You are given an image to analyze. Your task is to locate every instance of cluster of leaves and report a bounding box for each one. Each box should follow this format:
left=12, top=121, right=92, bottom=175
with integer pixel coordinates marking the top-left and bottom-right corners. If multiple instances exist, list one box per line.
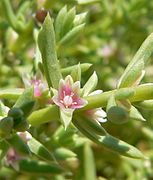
left=0, top=0, right=153, bottom=179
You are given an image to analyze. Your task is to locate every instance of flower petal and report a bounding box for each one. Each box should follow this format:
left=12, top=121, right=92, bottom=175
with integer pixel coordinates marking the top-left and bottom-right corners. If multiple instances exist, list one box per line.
left=65, top=75, right=73, bottom=87
left=52, top=95, right=65, bottom=108
left=71, top=97, right=88, bottom=109
left=22, top=73, right=31, bottom=88
left=94, top=108, right=107, bottom=118
left=72, top=81, right=80, bottom=97
left=88, top=90, right=103, bottom=96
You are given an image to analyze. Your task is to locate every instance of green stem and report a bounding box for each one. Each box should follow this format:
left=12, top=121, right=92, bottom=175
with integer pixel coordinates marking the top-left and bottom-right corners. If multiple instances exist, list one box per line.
left=29, top=84, right=153, bottom=125
left=79, top=84, right=153, bottom=111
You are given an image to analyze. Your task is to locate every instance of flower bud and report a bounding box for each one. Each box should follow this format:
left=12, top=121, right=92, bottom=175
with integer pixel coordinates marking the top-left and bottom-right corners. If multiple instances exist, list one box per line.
left=0, top=117, right=14, bottom=133
left=14, top=119, right=29, bottom=132
left=8, top=108, right=23, bottom=119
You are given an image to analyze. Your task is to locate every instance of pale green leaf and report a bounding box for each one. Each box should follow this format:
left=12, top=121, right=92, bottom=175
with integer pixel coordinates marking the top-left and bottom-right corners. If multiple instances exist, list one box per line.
left=81, top=71, right=98, bottom=97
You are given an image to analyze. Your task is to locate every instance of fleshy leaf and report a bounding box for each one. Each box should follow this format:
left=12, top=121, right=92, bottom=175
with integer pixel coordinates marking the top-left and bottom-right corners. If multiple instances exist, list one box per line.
left=14, top=87, right=34, bottom=108
left=55, top=147, right=76, bottom=160
left=117, top=33, right=153, bottom=88
left=58, top=24, right=85, bottom=47
left=55, top=5, right=67, bottom=41
left=0, top=140, right=10, bottom=160
left=0, top=88, right=24, bottom=100
left=60, top=108, right=74, bottom=130
left=73, top=117, right=146, bottom=159
left=61, top=63, right=92, bottom=76
left=19, top=159, right=65, bottom=174
left=27, top=137, right=54, bottom=162
left=81, top=71, right=98, bottom=97
left=38, top=14, right=62, bottom=89
left=134, top=100, right=153, bottom=110
left=129, top=106, right=146, bottom=121
left=6, top=133, right=31, bottom=156
left=70, top=63, right=81, bottom=82
left=106, top=94, right=116, bottom=112
left=61, top=7, right=76, bottom=36
left=84, top=143, right=96, bottom=180
left=73, top=12, right=87, bottom=26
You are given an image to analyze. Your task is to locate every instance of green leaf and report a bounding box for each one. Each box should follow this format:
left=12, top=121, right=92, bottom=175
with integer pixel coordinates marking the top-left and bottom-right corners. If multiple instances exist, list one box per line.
left=58, top=24, right=85, bottom=47
left=73, top=12, right=87, bottom=27
left=81, top=71, right=98, bottom=97
left=55, top=147, right=76, bottom=160
left=55, top=5, right=67, bottom=41
left=61, top=63, right=92, bottom=76
left=19, top=159, right=65, bottom=174
left=61, top=7, right=76, bottom=36
left=14, top=87, right=34, bottom=108
left=28, top=105, right=59, bottom=126
left=0, top=117, right=14, bottom=133
left=2, top=0, right=24, bottom=33
left=84, top=143, right=96, bottom=180
left=129, top=105, right=146, bottom=121
left=20, top=100, right=36, bottom=119
left=107, top=106, right=129, bottom=124
left=27, top=137, right=54, bottom=162
left=60, top=108, right=74, bottom=130
left=0, top=140, right=10, bottom=160
left=38, top=14, right=62, bottom=89
left=0, top=88, right=24, bottom=100
left=70, top=63, right=81, bottom=82
left=77, top=114, right=107, bottom=136
left=117, top=33, right=153, bottom=88
left=77, top=0, right=101, bottom=5
left=142, top=127, right=153, bottom=140
left=0, top=101, right=8, bottom=116
left=106, top=94, right=116, bottom=112
left=73, top=117, right=146, bottom=159
left=6, top=133, right=31, bottom=156
left=134, top=100, right=153, bottom=110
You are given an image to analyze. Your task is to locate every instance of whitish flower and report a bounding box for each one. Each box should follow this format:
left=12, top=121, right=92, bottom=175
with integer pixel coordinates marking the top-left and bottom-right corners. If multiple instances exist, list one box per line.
left=52, top=75, right=88, bottom=129
left=52, top=75, right=88, bottom=110
left=17, top=131, right=32, bottom=142
left=84, top=90, right=107, bottom=123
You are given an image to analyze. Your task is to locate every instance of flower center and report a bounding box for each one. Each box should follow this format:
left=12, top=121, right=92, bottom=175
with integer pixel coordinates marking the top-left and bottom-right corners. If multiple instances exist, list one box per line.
left=63, top=95, right=73, bottom=107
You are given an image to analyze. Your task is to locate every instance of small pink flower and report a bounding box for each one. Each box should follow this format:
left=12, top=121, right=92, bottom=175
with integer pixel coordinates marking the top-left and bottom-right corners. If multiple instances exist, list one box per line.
left=22, top=71, right=53, bottom=104
left=6, top=132, right=32, bottom=170
left=6, top=148, right=21, bottom=171
left=22, top=70, right=48, bottom=97
left=52, top=75, right=88, bottom=110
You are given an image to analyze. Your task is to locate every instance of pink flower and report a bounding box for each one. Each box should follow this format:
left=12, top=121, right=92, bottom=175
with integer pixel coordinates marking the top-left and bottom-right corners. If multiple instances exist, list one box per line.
left=22, top=70, right=53, bottom=104
left=6, top=131, right=32, bottom=171
left=52, top=75, right=88, bottom=129
left=52, top=75, right=88, bottom=110
left=22, top=70, right=48, bottom=97
left=6, top=148, right=21, bottom=171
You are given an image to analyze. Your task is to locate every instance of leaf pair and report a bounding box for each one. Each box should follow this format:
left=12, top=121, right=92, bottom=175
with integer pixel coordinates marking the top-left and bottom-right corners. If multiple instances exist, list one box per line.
left=55, top=6, right=87, bottom=47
